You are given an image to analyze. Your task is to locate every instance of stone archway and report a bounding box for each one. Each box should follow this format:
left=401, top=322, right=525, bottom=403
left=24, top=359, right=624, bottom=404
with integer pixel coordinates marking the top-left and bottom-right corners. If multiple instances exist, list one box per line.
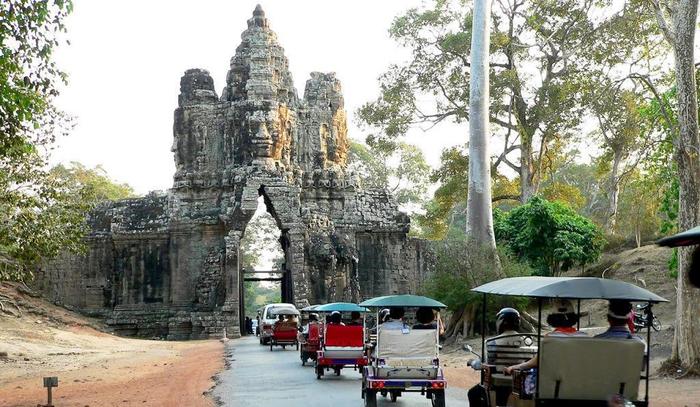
left=36, top=6, right=432, bottom=340
left=232, top=185, right=296, bottom=333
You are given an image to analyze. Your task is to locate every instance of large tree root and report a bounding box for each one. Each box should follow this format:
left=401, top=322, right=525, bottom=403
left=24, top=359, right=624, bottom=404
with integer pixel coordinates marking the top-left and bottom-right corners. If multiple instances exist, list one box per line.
left=0, top=294, right=22, bottom=318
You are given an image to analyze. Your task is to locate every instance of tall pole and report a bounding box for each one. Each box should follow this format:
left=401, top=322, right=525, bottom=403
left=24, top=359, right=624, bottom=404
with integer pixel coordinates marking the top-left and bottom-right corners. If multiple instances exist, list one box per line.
left=467, top=0, right=497, bottom=249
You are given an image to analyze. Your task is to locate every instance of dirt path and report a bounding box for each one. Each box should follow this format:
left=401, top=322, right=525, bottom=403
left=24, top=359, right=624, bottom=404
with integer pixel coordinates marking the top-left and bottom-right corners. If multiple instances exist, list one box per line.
left=0, top=283, right=224, bottom=407
left=0, top=327, right=223, bottom=407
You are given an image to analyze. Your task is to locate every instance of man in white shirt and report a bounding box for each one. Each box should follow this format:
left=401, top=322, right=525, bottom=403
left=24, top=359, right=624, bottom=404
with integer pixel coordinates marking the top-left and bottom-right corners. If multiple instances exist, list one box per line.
left=379, top=307, right=407, bottom=330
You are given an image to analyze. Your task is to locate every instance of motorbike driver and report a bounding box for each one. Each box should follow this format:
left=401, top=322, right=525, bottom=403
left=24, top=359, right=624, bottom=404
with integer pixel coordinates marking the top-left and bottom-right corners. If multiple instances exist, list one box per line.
left=468, top=307, right=523, bottom=407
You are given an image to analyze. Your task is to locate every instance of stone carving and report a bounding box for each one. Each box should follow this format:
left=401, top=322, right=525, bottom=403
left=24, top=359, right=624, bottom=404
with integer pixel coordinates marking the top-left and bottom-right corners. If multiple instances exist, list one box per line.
left=34, top=5, right=432, bottom=340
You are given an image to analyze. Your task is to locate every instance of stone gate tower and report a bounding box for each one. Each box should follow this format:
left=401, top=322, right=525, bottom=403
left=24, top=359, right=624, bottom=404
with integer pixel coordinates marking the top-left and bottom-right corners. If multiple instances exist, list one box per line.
left=36, top=6, right=432, bottom=339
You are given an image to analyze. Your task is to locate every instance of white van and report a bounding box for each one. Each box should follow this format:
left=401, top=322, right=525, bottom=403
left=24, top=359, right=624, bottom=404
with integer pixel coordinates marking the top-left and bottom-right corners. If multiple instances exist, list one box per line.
left=259, top=303, right=297, bottom=344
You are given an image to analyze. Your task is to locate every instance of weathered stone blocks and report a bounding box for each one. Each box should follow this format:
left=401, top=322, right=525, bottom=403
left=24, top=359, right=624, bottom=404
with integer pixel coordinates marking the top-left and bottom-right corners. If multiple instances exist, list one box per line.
left=36, top=5, right=432, bottom=340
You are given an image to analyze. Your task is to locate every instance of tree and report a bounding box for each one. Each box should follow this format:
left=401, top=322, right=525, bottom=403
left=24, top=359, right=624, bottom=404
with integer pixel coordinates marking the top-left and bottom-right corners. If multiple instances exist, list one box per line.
left=1, top=0, right=72, bottom=157
left=422, top=231, right=531, bottom=339
left=495, top=197, right=605, bottom=276
left=49, top=162, right=135, bottom=203
left=359, top=0, right=646, bottom=203
left=648, top=0, right=700, bottom=371
left=0, top=162, right=135, bottom=281
left=347, top=141, right=430, bottom=212
left=0, top=0, right=75, bottom=280
left=466, top=0, right=497, bottom=249
left=616, top=172, right=664, bottom=247
left=416, top=146, right=518, bottom=240
left=589, top=87, right=646, bottom=233
left=239, top=212, right=284, bottom=272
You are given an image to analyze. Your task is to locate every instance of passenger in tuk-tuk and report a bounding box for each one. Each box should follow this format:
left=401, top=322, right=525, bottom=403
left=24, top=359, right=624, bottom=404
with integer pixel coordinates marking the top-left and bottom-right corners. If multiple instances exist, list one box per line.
left=380, top=307, right=407, bottom=330
left=503, top=300, right=586, bottom=374
left=595, top=300, right=645, bottom=345
left=412, top=307, right=437, bottom=330
left=329, top=310, right=344, bottom=325
left=412, top=307, right=447, bottom=336
left=302, top=313, right=319, bottom=334
left=348, top=311, right=363, bottom=326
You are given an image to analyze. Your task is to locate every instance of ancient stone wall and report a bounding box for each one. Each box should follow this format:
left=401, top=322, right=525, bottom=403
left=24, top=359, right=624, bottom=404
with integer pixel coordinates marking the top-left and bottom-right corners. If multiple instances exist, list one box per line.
left=36, top=5, right=433, bottom=340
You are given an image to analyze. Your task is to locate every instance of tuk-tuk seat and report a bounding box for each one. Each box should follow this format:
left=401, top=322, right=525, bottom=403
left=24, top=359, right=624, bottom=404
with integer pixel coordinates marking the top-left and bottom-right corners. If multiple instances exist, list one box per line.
left=374, top=328, right=439, bottom=379
left=323, top=324, right=364, bottom=359
left=307, top=322, right=321, bottom=343
left=273, top=322, right=298, bottom=341
left=485, top=339, right=538, bottom=388
left=538, top=337, right=644, bottom=402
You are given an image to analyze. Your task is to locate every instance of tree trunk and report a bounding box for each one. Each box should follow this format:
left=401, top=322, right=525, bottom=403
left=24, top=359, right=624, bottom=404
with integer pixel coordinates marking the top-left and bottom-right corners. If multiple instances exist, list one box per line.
left=668, top=0, right=700, bottom=370
left=605, top=149, right=623, bottom=234
left=520, top=141, right=536, bottom=203
left=466, top=0, right=498, bottom=251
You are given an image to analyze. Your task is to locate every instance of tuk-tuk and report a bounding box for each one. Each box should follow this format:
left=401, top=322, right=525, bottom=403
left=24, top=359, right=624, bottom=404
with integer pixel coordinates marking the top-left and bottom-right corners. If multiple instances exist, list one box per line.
left=359, top=295, right=448, bottom=407
left=269, top=307, right=301, bottom=351
left=314, top=302, right=369, bottom=379
left=471, top=276, right=667, bottom=407
left=299, top=304, right=322, bottom=366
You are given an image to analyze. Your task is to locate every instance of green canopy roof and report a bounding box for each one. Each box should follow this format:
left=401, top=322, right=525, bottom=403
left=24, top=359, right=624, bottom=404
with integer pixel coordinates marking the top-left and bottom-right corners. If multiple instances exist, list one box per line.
left=314, top=302, right=369, bottom=312
left=472, top=277, right=667, bottom=303
left=359, top=295, right=447, bottom=308
left=657, top=226, right=700, bottom=247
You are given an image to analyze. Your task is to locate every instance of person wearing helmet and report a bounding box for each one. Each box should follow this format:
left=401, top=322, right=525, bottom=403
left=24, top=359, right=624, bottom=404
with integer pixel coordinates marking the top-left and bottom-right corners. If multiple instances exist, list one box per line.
left=486, top=308, right=524, bottom=406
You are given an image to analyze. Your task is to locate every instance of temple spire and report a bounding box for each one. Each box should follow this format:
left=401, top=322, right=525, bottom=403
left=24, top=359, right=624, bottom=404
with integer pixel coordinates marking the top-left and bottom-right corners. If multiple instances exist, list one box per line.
left=249, top=4, right=268, bottom=28
left=253, top=4, right=265, bottom=16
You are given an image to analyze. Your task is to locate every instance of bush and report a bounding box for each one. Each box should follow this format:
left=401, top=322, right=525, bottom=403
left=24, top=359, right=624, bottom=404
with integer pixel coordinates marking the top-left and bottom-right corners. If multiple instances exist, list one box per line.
left=495, top=196, right=605, bottom=276
left=422, top=231, right=532, bottom=337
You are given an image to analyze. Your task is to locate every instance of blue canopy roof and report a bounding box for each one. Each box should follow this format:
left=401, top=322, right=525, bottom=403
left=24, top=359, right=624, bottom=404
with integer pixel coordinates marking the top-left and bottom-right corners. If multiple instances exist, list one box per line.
left=472, top=277, right=667, bottom=303
left=359, top=295, right=447, bottom=308
left=314, top=302, right=369, bottom=312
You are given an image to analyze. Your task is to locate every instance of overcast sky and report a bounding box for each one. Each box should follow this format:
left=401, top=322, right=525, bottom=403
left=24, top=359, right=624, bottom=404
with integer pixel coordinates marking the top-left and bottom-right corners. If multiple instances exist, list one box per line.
left=52, top=0, right=465, bottom=195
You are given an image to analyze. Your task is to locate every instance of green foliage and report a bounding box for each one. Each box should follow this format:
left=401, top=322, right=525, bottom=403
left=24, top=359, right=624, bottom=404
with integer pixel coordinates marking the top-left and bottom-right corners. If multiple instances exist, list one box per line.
left=0, top=161, right=135, bottom=280
left=240, top=210, right=284, bottom=272
left=415, top=146, right=468, bottom=239
left=422, top=230, right=531, bottom=311
left=495, top=197, right=605, bottom=276
left=0, top=0, right=73, bottom=158
left=348, top=141, right=430, bottom=212
left=0, top=0, right=75, bottom=280
left=49, top=162, right=135, bottom=203
left=244, top=281, right=281, bottom=318
left=360, top=0, right=657, bottom=202
left=416, top=146, right=519, bottom=240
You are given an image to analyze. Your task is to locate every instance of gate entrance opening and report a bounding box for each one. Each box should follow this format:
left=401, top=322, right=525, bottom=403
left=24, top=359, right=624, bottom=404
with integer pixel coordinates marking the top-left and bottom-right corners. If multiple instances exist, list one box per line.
left=238, top=193, right=292, bottom=334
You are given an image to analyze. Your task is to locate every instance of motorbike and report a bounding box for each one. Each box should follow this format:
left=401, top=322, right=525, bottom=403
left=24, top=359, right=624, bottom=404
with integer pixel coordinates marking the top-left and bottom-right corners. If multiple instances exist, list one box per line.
left=633, top=303, right=661, bottom=332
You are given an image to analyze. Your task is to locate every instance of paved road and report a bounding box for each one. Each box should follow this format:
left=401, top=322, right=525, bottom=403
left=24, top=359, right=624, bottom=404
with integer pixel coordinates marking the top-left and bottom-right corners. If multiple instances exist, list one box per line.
left=214, top=336, right=466, bottom=407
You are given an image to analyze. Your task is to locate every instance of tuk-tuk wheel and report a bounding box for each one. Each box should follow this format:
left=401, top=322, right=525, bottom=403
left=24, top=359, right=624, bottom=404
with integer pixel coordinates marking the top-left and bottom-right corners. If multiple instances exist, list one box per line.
left=269, top=342, right=273, bottom=351
left=364, top=390, right=377, bottom=407
left=301, top=355, right=307, bottom=366
left=296, top=342, right=299, bottom=351
left=431, top=390, right=445, bottom=407
left=315, top=365, right=323, bottom=379
left=390, top=391, right=399, bottom=402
